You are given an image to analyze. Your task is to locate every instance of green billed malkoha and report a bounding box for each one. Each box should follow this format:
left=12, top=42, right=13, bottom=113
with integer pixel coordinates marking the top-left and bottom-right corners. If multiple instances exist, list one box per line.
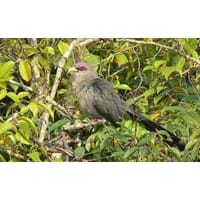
left=69, top=62, right=185, bottom=151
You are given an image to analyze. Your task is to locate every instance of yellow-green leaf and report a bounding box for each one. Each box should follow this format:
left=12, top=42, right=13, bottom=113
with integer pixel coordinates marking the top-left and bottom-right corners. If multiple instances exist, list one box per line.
left=58, top=41, right=69, bottom=55
left=160, top=66, right=175, bottom=80
left=19, top=60, right=32, bottom=82
left=29, top=102, right=39, bottom=117
left=144, top=88, right=155, bottom=99
left=44, top=47, right=55, bottom=55
left=19, top=116, right=38, bottom=135
left=153, top=60, right=166, bottom=69
left=185, top=139, right=198, bottom=151
left=20, top=106, right=30, bottom=115
left=7, top=92, right=20, bottom=103
left=18, top=92, right=29, bottom=99
left=0, top=121, right=14, bottom=135
left=0, top=89, right=7, bottom=100
left=115, top=53, right=128, bottom=66
left=84, top=54, right=100, bottom=66
left=37, top=102, right=54, bottom=120
left=18, top=119, right=32, bottom=140
left=15, top=131, right=31, bottom=145
left=27, top=151, right=41, bottom=162
left=175, top=57, right=185, bottom=76
left=115, top=84, right=131, bottom=91
left=0, top=61, right=14, bottom=82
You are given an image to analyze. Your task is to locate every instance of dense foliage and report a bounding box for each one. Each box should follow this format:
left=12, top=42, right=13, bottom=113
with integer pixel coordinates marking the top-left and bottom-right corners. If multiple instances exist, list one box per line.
left=0, top=38, right=200, bottom=161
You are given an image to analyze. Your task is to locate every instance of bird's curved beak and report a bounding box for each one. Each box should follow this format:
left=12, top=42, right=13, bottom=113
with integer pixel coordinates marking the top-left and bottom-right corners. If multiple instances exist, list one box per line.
left=68, top=67, right=78, bottom=74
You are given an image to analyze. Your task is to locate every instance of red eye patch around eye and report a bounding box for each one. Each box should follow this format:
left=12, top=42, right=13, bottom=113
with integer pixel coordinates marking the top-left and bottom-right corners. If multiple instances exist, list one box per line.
left=78, top=66, right=88, bottom=71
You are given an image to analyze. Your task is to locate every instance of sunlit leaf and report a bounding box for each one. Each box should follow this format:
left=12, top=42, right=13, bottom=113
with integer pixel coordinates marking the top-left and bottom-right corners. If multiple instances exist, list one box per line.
left=15, top=131, right=31, bottom=145
left=0, top=61, right=14, bottom=82
left=27, top=151, right=41, bottom=162
left=115, top=53, right=128, bottom=66
left=175, top=57, right=185, bottom=76
left=0, top=89, right=7, bottom=100
left=0, top=121, right=14, bottom=135
left=19, top=117, right=38, bottom=135
left=29, top=102, right=39, bottom=117
left=58, top=41, right=69, bottom=55
left=18, top=92, right=29, bottom=99
left=44, top=47, right=55, bottom=55
left=7, top=92, right=20, bottom=103
left=37, top=102, right=54, bottom=120
left=153, top=60, right=166, bottom=69
left=160, top=66, right=175, bottom=80
left=19, top=60, right=32, bottom=82
left=115, top=84, right=131, bottom=91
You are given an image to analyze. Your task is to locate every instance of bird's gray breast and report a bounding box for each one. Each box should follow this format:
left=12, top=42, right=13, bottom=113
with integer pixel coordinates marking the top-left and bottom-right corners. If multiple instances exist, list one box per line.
left=74, top=77, right=130, bottom=123
left=75, top=81, right=103, bottom=119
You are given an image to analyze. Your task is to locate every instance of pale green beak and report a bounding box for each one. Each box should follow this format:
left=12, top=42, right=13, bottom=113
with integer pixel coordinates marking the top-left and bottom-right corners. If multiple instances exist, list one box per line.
left=68, top=67, right=78, bottom=74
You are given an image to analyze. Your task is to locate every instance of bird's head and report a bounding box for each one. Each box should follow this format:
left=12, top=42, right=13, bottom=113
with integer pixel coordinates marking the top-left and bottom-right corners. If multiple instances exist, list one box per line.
left=69, top=62, right=98, bottom=81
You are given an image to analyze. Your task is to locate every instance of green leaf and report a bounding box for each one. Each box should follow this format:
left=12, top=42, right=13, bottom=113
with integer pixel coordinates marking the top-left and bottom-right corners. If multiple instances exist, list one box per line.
left=48, top=119, right=68, bottom=134
left=84, top=54, right=100, bottom=66
left=58, top=41, right=69, bottom=55
left=18, top=92, right=29, bottom=99
left=15, top=131, right=31, bottom=145
left=0, top=89, right=7, bottom=100
left=0, top=61, right=14, bottom=82
left=0, top=121, right=14, bottom=135
left=18, top=119, right=32, bottom=140
left=74, top=147, right=85, bottom=159
left=153, top=60, right=166, bottom=69
left=27, top=151, right=41, bottom=162
left=20, top=106, right=30, bottom=115
left=179, top=39, right=199, bottom=58
left=156, top=86, right=166, bottom=94
left=182, top=111, right=200, bottom=126
left=115, top=53, right=128, bottom=66
left=185, top=139, right=198, bottom=151
left=115, top=84, right=131, bottom=91
left=44, top=47, right=55, bottom=55
left=124, top=147, right=139, bottom=159
left=160, top=66, right=175, bottom=80
left=19, top=60, right=32, bottom=82
left=29, top=102, right=39, bottom=117
left=144, top=88, right=155, bottom=99
left=37, top=102, right=54, bottom=120
left=7, top=92, right=20, bottom=103
left=19, top=116, right=38, bottom=135
left=175, top=57, right=185, bottom=76
left=24, top=47, right=38, bottom=57
left=143, top=65, right=155, bottom=72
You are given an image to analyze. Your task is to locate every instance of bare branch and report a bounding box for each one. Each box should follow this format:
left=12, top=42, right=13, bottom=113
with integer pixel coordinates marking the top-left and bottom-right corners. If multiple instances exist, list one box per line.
left=8, top=80, right=33, bottom=92
left=62, top=119, right=106, bottom=132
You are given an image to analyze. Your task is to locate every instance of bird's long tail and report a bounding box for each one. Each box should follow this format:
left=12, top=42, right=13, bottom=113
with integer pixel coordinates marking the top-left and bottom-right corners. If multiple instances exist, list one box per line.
left=128, top=111, right=185, bottom=151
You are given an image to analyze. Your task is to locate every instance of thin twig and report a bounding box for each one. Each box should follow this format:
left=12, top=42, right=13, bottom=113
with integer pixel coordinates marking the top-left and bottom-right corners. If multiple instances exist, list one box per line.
left=116, top=39, right=200, bottom=65
left=132, top=47, right=143, bottom=94
left=8, top=80, right=33, bottom=92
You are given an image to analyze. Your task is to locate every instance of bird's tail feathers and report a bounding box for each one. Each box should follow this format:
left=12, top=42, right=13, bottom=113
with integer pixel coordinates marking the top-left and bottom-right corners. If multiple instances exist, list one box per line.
left=128, top=111, right=185, bottom=151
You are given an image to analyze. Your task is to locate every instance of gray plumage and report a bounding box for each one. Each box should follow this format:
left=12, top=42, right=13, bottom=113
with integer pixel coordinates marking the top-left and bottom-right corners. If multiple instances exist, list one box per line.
left=71, top=62, right=184, bottom=150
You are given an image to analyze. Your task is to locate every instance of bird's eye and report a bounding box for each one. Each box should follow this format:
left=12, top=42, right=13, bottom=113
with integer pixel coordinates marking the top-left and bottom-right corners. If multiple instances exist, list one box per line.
left=77, top=66, right=88, bottom=71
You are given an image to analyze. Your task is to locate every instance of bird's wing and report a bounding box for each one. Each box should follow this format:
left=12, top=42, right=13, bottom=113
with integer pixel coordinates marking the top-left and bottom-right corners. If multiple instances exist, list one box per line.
left=88, top=78, right=129, bottom=123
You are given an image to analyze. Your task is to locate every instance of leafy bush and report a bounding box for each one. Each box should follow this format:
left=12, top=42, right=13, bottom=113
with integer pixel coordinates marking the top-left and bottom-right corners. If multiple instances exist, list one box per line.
left=0, top=38, right=200, bottom=161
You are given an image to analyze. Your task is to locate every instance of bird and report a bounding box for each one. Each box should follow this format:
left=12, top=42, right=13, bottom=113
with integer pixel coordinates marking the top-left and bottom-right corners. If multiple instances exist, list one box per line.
left=69, top=62, right=185, bottom=151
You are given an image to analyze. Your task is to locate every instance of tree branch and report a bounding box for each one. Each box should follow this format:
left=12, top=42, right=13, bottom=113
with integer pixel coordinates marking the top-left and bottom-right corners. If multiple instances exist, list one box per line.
left=39, top=38, right=99, bottom=143
left=116, top=39, right=200, bottom=65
